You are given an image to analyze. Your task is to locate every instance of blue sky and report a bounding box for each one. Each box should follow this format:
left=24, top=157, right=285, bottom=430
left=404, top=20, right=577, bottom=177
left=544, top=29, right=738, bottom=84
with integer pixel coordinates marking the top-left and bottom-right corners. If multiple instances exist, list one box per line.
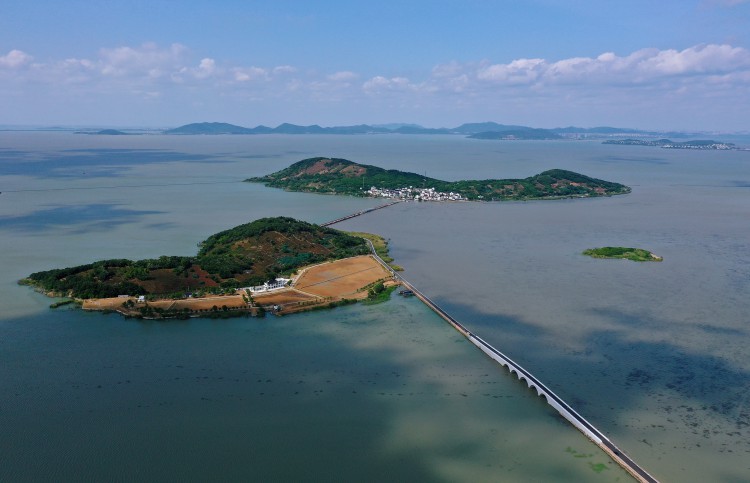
left=1, top=0, right=749, bottom=130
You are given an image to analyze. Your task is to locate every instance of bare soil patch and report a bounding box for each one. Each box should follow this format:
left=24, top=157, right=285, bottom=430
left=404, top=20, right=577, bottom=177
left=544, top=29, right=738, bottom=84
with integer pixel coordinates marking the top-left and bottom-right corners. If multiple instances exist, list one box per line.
left=294, top=255, right=392, bottom=298
left=253, top=289, right=318, bottom=305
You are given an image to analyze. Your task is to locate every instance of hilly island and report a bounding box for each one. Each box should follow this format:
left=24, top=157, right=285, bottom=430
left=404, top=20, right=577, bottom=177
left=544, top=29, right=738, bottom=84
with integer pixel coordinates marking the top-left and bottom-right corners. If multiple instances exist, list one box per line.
left=20, top=217, right=396, bottom=319
left=247, top=157, right=630, bottom=201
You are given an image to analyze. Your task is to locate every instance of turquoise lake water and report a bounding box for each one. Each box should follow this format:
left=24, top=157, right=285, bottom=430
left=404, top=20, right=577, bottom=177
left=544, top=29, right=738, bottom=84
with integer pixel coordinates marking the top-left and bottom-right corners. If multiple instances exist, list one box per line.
left=1, top=132, right=749, bottom=481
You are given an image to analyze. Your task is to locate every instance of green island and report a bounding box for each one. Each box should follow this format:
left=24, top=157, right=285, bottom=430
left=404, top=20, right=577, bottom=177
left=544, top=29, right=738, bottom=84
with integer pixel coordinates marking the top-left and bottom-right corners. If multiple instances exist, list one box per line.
left=583, top=247, right=663, bottom=262
left=19, top=217, right=402, bottom=319
left=246, top=157, right=630, bottom=201
left=20, top=217, right=370, bottom=301
left=468, top=128, right=561, bottom=140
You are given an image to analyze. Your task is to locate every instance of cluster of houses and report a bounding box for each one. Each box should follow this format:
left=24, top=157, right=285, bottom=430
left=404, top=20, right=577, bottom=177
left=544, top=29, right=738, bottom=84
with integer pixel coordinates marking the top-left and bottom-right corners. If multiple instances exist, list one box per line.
left=242, top=277, right=291, bottom=294
left=661, top=142, right=736, bottom=150
left=366, top=186, right=466, bottom=201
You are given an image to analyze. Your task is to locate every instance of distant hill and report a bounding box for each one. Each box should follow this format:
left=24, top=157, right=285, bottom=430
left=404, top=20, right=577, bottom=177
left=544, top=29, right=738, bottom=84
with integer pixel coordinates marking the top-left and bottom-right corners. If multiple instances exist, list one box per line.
left=392, top=125, right=451, bottom=134
left=247, top=157, right=631, bottom=201
left=21, top=217, right=369, bottom=299
left=469, top=129, right=562, bottom=140
left=454, top=122, right=532, bottom=134
left=164, top=122, right=256, bottom=134
left=164, top=122, right=390, bottom=135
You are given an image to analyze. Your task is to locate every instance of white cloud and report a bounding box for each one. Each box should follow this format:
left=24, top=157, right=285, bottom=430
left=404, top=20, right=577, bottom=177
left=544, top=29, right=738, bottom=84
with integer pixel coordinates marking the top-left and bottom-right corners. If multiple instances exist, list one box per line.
left=0, top=49, right=32, bottom=69
left=232, top=66, right=268, bottom=82
left=195, top=58, right=216, bottom=78
left=327, top=71, right=358, bottom=82
left=477, top=58, right=546, bottom=84
left=273, top=65, right=297, bottom=75
left=363, top=76, right=417, bottom=94
left=463, top=44, right=750, bottom=88
left=98, top=43, right=187, bottom=77
left=636, top=44, right=750, bottom=75
left=1, top=42, right=748, bottom=130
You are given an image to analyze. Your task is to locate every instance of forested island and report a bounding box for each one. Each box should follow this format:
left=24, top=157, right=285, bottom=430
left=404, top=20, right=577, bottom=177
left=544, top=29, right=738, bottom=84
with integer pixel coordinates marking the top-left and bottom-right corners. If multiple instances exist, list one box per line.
left=603, top=138, right=737, bottom=150
left=21, top=217, right=370, bottom=300
left=583, top=247, right=663, bottom=262
left=468, top=128, right=561, bottom=140
left=247, top=157, right=630, bottom=201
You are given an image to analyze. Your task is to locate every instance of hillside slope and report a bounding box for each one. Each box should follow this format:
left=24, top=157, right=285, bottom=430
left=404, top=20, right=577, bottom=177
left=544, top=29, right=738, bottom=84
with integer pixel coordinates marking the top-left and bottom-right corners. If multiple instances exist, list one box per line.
left=247, top=157, right=630, bottom=200
left=22, top=217, right=369, bottom=298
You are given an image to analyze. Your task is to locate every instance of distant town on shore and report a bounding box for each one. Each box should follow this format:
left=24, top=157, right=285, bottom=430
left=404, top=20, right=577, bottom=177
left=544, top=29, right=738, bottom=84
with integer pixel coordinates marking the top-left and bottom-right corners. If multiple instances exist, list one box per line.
left=603, top=138, right=741, bottom=150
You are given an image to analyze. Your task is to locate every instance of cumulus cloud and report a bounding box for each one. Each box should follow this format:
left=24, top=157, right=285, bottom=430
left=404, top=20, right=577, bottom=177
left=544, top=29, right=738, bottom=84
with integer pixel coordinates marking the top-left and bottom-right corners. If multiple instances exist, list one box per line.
left=443, top=43, right=750, bottom=93
left=477, top=58, right=546, bottom=84
left=232, top=66, right=269, bottom=82
left=0, top=49, right=32, bottom=68
left=99, top=43, right=187, bottom=77
left=363, top=76, right=418, bottom=94
left=327, top=71, right=358, bottom=82
left=1, top=41, right=748, bottom=129
left=194, top=58, right=216, bottom=78
left=273, top=65, right=297, bottom=75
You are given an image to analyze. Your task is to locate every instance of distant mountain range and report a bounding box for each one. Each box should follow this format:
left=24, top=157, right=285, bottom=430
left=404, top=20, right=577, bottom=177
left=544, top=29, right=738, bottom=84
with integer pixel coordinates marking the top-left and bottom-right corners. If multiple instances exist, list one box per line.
left=162, top=121, right=665, bottom=138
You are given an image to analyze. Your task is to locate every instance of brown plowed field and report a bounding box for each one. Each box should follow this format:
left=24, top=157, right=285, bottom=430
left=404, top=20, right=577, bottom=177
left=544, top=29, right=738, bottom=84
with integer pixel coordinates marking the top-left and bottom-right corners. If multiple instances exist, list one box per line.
left=253, top=289, right=317, bottom=305
left=294, top=255, right=392, bottom=298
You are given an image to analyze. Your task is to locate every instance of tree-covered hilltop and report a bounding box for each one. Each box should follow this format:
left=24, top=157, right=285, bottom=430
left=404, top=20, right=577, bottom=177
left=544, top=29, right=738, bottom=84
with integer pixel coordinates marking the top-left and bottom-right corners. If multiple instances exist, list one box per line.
left=164, top=122, right=258, bottom=134
left=21, top=217, right=369, bottom=299
left=246, top=157, right=631, bottom=200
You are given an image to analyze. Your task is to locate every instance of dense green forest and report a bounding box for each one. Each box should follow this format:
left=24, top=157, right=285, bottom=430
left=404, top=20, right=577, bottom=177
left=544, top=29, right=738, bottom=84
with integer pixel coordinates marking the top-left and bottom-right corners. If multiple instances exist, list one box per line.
left=247, top=157, right=630, bottom=200
left=22, top=217, right=369, bottom=299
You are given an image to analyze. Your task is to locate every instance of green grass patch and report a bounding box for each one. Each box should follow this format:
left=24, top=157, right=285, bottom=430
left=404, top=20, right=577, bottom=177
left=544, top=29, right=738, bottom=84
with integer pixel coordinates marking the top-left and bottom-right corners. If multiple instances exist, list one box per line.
left=583, top=247, right=662, bottom=262
left=362, top=282, right=397, bottom=305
